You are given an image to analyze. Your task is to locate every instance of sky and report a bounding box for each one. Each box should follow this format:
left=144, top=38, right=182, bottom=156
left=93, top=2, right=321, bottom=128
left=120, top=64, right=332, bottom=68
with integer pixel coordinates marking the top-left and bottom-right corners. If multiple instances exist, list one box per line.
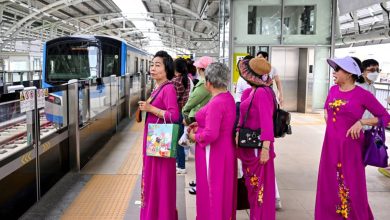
left=112, top=0, right=177, bottom=56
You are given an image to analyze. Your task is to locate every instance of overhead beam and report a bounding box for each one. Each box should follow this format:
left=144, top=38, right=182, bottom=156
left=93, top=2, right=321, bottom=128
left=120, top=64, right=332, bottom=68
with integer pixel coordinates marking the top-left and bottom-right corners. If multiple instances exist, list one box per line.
left=142, top=0, right=217, bottom=31
left=30, top=13, right=122, bottom=31
left=2, top=0, right=92, bottom=38
left=74, top=17, right=209, bottom=38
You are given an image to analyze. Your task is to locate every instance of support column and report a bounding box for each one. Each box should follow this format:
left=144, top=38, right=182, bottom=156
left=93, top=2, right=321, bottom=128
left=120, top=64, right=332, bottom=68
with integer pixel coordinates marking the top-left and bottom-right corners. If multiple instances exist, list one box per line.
left=68, top=80, right=80, bottom=171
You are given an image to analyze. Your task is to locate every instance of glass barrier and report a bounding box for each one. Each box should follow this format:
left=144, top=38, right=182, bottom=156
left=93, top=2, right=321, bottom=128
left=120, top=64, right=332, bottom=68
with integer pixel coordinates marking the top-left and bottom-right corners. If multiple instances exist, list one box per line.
left=0, top=92, right=34, bottom=162
left=248, top=5, right=282, bottom=35
left=90, top=77, right=110, bottom=118
left=78, top=81, right=90, bottom=125
left=110, top=76, right=118, bottom=106
left=374, top=83, right=390, bottom=111
left=119, top=76, right=125, bottom=98
left=40, top=85, right=69, bottom=140
left=283, top=6, right=315, bottom=35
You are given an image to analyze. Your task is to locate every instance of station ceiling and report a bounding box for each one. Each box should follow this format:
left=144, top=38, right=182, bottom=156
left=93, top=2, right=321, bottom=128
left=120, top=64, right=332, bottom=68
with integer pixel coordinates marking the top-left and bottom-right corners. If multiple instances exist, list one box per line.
left=1, top=0, right=390, bottom=52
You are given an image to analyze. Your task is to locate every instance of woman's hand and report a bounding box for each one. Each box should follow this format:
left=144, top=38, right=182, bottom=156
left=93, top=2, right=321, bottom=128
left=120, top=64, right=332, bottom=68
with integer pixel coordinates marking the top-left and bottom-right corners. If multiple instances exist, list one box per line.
left=278, top=94, right=284, bottom=107
left=188, top=122, right=198, bottom=132
left=260, top=148, right=269, bottom=164
left=346, top=120, right=363, bottom=139
left=188, top=129, right=196, bottom=142
left=138, top=101, right=152, bottom=112
left=235, top=131, right=239, bottom=147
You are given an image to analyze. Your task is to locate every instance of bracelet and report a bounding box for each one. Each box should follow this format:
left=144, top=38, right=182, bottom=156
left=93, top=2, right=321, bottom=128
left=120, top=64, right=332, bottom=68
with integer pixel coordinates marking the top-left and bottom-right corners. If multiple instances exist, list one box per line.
left=262, top=146, right=269, bottom=151
left=156, top=109, right=162, bottom=116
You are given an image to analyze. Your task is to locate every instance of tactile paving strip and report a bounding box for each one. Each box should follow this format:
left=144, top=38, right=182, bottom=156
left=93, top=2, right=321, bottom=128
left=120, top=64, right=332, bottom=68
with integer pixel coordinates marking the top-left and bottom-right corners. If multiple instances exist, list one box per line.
left=61, top=175, right=138, bottom=220
left=61, top=122, right=145, bottom=219
left=117, top=135, right=143, bottom=175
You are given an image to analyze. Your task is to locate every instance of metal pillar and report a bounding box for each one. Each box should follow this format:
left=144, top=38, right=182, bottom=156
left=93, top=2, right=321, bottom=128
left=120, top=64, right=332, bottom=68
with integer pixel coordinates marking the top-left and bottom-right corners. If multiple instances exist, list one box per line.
left=68, top=81, right=80, bottom=171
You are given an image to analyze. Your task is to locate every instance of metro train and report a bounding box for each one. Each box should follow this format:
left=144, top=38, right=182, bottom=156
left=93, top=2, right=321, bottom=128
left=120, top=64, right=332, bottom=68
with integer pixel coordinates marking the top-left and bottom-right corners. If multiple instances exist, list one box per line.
left=42, top=35, right=152, bottom=124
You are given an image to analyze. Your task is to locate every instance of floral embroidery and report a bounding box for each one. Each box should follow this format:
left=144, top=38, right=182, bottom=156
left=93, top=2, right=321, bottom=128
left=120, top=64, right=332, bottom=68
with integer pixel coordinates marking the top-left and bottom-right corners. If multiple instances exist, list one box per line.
left=245, top=168, right=264, bottom=205
left=141, top=176, right=145, bottom=208
left=328, top=99, right=348, bottom=123
left=336, top=162, right=350, bottom=219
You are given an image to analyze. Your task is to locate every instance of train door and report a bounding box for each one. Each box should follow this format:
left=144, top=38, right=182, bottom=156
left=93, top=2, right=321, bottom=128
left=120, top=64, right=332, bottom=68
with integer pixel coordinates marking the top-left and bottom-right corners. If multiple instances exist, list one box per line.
left=270, top=47, right=314, bottom=112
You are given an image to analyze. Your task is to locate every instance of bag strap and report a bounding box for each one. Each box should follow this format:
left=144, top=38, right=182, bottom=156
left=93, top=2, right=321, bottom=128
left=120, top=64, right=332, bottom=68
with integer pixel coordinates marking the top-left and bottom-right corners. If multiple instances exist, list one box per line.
left=148, top=81, right=171, bottom=104
left=145, top=81, right=171, bottom=121
left=242, top=88, right=257, bottom=128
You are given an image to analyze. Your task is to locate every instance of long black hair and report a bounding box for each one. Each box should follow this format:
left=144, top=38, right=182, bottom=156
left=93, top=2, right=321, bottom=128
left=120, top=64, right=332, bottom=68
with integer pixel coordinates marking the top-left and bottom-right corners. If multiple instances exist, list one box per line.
left=154, top=51, right=174, bottom=80
left=174, top=58, right=189, bottom=89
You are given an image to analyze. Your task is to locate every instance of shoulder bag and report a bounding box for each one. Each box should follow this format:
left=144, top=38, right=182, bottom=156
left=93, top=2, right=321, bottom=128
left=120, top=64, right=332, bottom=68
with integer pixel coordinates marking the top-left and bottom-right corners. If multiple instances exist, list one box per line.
left=238, top=88, right=262, bottom=148
left=363, top=118, right=389, bottom=167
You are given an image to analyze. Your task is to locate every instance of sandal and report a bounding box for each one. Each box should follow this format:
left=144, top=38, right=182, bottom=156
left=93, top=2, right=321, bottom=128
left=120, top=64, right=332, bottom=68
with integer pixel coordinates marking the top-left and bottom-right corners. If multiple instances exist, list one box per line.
left=189, top=186, right=196, bottom=195
left=189, top=181, right=196, bottom=187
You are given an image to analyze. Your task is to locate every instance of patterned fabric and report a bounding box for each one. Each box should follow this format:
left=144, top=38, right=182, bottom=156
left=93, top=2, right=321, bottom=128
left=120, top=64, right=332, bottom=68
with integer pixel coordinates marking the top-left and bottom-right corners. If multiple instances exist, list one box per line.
left=315, top=85, right=390, bottom=220
left=172, top=76, right=190, bottom=110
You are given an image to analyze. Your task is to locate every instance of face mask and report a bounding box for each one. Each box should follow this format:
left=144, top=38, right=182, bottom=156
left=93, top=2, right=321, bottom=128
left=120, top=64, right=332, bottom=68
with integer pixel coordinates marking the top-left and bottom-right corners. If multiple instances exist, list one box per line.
left=367, top=71, right=379, bottom=82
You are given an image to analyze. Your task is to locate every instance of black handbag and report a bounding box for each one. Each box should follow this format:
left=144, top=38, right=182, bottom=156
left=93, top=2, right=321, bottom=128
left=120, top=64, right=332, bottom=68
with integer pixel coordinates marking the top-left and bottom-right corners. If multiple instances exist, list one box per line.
left=266, top=89, right=292, bottom=138
left=238, top=88, right=262, bottom=148
left=237, top=177, right=250, bottom=210
left=274, top=106, right=292, bottom=138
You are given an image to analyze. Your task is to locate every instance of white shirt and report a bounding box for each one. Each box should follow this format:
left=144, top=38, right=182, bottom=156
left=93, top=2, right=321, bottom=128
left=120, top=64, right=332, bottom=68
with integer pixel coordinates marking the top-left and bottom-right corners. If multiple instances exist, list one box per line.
left=269, top=66, right=278, bottom=79
left=235, top=76, right=251, bottom=102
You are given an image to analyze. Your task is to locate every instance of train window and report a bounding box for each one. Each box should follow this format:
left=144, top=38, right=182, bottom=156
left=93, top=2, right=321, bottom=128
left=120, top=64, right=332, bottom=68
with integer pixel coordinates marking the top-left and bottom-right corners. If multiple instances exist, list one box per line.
left=102, top=43, right=120, bottom=77
left=46, top=42, right=98, bottom=83
left=135, top=57, right=139, bottom=73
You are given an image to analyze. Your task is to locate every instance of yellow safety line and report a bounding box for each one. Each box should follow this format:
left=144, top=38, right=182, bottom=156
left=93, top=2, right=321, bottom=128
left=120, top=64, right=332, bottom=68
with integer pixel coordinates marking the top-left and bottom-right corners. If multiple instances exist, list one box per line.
left=61, top=175, right=138, bottom=220
left=61, top=122, right=145, bottom=219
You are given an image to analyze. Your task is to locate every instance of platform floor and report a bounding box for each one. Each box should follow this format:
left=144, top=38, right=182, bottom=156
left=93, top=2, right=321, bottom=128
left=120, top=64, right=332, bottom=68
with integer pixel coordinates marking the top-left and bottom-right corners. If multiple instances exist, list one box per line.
left=21, top=113, right=390, bottom=220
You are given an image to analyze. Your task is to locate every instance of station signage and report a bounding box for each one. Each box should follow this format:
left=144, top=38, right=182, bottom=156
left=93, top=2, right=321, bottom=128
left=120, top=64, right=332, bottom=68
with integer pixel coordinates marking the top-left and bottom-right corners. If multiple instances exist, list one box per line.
left=37, top=88, right=48, bottom=109
left=19, top=88, right=48, bottom=112
left=20, top=90, right=35, bottom=113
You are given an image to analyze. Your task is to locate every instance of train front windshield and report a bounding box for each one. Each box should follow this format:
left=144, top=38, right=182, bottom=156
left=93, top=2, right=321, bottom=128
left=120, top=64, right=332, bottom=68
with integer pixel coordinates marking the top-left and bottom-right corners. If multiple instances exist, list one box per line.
left=46, top=41, right=98, bottom=84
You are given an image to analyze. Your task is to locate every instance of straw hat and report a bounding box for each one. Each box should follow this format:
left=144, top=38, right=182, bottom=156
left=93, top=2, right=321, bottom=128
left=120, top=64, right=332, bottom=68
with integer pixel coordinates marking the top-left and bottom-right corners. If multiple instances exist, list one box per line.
left=238, top=57, right=272, bottom=86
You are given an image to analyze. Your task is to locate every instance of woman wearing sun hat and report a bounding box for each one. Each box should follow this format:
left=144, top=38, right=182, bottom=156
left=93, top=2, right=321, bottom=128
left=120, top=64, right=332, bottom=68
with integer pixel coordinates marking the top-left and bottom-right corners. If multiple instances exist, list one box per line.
left=315, top=56, right=390, bottom=220
left=235, top=57, right=276, bottom=219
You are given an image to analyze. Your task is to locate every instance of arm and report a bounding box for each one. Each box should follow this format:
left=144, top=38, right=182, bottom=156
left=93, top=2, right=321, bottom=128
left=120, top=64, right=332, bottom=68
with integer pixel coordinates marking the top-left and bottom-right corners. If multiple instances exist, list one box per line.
left=195, top=102, right=223, bottom=147
left=346, top=91, right=390, bottom=139
left=182, top=84, right=209, bottom=122
left=162, top=86, right=180, bottom=123
left=258, top=88, right=275, bottom=164
left=144, top=85, right=179, bottom=122
left=274, top=75, right=284, bottom=106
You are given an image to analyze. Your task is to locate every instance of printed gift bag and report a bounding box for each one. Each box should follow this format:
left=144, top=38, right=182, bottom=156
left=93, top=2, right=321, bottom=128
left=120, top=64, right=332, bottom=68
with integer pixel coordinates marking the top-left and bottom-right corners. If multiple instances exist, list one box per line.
left=146, top=123, right=179, bottom=158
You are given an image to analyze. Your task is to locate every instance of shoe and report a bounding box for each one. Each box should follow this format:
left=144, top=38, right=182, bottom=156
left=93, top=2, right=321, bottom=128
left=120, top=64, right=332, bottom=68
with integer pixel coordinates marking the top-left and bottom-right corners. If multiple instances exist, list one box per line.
left=378, top=167, right=390, bottom=178
left=189, top=181, right=196, bottom=187
left=176, top=168, right=187, bottom=174
left=189, top=186, right=196, bottom=195
left=275, top=198, right=282, bottom=210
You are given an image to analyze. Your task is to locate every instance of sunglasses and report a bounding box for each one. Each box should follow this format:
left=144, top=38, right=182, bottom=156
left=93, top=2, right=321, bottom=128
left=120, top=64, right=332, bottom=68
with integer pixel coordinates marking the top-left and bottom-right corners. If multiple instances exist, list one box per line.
left=334, top=65, right=342, bottom=72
